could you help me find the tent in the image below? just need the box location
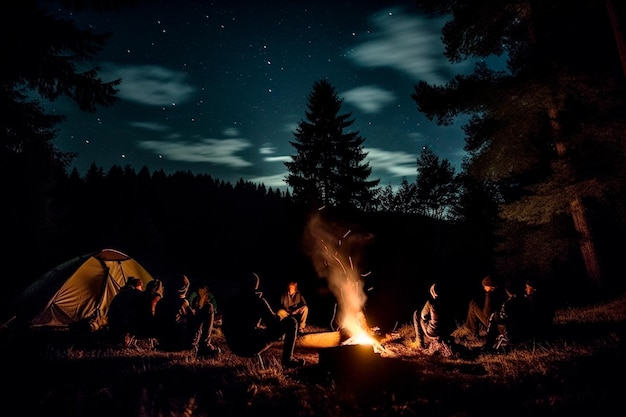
[14,248,155,330]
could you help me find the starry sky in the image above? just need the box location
[47,0,483,190]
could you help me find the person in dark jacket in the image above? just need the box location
[155,275,219,357]
[107,276,144,346]
[482,280,531,352]
[413,283,457,356]
[460,276,504,340]
[134,278,164,340]
[277,280,309,333]
[222,272,305,369]
[524,278,554,340]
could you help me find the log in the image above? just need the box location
[295,331,341,349]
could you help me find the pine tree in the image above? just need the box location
[1,1,122,292]
[285,79,379,211]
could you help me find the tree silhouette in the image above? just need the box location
[412,0,626,292]
[1,1,122,295]
[285,79,379,211]
[415,146,458,220]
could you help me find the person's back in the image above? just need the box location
[413,283,457,355]
[155,276,193,351]
[135,279,164,340]
[222,274,278,356]
[107,277,143,344]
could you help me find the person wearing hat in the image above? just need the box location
[154,274,220,357]
[459,275,504,340]
[221,272,306,369]
[412,282,457,356]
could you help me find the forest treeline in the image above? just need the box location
[2,1,626,325]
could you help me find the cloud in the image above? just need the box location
[100,63,195,106]
[137,138,253,167]
[129,121,169,131]
[259,144,275,155]
[365,147,417,177]
[223,127,240,137]
[342,86,396,113]
[347,8,466,85]
[264,155,291,162]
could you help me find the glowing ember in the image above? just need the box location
[341,330,385,354]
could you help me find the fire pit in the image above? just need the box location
[318,344,385,386]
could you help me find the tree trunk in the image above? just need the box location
[549,108,603,287]
[569,194,602,284]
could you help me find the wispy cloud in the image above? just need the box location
[100,63,195,106]
[365,147,418,178]
[342,86,396,113]
[129,121,169,131]
[137,138,252,168]
[223,127,240,137]
[347,8,466,85]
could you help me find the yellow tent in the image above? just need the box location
[16,249,154,330]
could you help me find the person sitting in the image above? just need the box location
[221,272,305,369]
[134,278,164,342]
[189,281,220,325]
[524,278,554,341]
[107,276,144,346]
[459,275,504,340]
[154,275,219,357]
[276,280,309,333]
[482,280,531,352]
[412,282,457,356]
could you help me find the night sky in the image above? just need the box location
[46,0,488,190]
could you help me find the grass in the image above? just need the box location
[1,293,625,417]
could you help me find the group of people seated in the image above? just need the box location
[106,275,220,357]
[106,273,309,369]
[412,275,554,356]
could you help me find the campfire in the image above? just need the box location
[299,210,388,356]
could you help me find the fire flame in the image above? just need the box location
[304,211,385,354]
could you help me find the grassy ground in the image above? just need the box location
[1,293,625,417]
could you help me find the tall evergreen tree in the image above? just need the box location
[285,79,380,211]
[412,1,626,293]
[0,1,122,298]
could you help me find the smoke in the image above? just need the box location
[302,210,374,336]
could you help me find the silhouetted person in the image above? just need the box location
[524,278,554,340]
[483,280,531,352]
[107,276,143,346]
[189,281,220,323]
[222,272,305,369]
[134,278,164,341]
[155,275,219,357]
[413,283,457,356]
[460,276,504,340]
